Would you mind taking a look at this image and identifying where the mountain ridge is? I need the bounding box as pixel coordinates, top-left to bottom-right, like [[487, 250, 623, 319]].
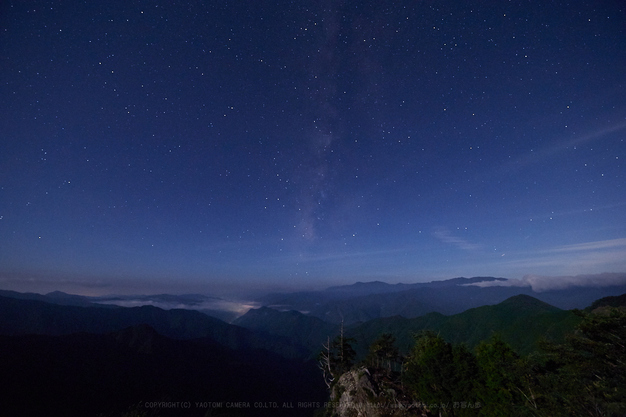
[[0, 295, 309, 358], [234, 293, 584, 357], [258, 276, 626, 324], [347, 293, 581, 356]]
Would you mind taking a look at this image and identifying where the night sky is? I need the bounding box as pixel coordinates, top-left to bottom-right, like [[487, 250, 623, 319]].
[[1, 0, 625, 297]]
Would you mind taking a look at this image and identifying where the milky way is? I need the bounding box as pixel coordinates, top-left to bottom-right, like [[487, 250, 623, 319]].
[[1, 0, 625, 295]]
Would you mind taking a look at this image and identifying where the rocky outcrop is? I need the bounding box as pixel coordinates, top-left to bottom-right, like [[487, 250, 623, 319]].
[[327, 367, 427, 417]]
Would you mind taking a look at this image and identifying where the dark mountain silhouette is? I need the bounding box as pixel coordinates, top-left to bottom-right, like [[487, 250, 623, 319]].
[[347, 294, 581, 357], [0, 290, 244, 321], [2, 288, 624, 416], [0, 295, 308, 358], [323, 276, 507, 293], [233, 306, 338, 357], [0, 324, 326, 417], [586, 293, 626, 311], [0, 289, 108, 307], [233, 294, 581, 358]]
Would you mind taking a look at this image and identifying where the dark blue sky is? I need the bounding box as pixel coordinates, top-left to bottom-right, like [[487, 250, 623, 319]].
[[1, 0, 625, 296]]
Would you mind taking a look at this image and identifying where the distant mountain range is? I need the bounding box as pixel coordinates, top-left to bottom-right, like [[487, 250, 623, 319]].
[[0, 289, 250, 322], [0, 289, 109, 307], [5, 274, 625, 326], [0, 295, 307, 358], [258, 275, 626, 324]]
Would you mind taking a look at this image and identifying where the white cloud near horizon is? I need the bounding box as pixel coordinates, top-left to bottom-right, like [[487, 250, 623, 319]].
[[463, 237, 626, 279], [465, 272, 626, 292]]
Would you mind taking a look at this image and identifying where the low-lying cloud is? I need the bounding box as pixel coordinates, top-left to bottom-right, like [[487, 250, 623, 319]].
[[465, 272, 626, 292], [91, 294, 259, 316]]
